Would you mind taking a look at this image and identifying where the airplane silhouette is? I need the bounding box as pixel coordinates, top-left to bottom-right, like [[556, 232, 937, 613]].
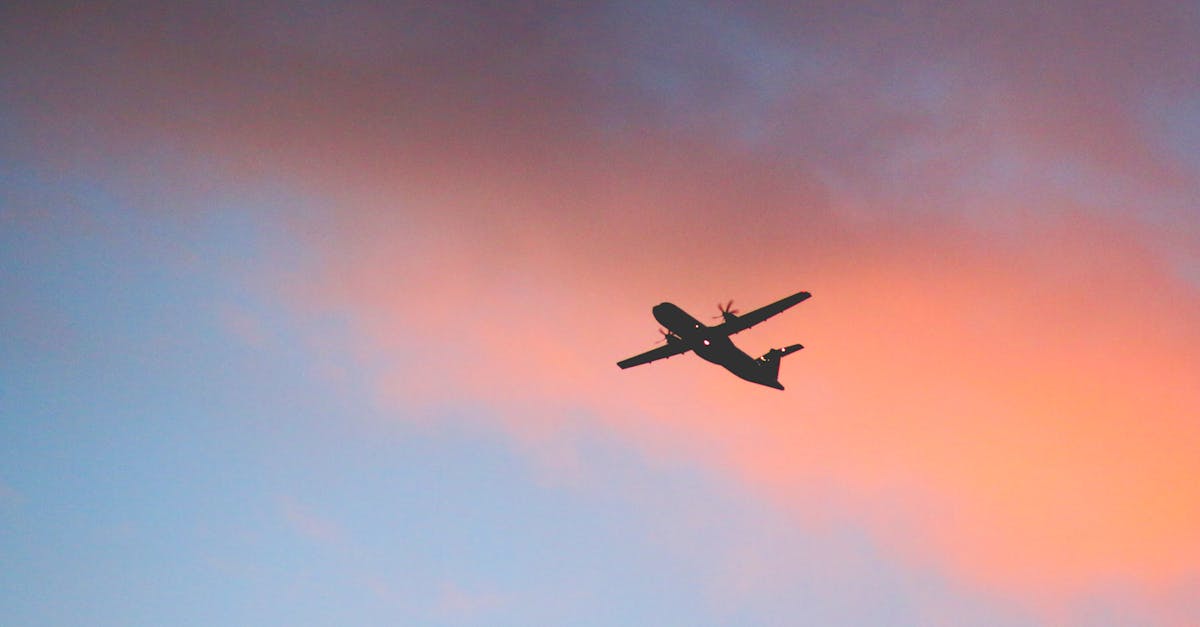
[[617, 290, 811, 390]]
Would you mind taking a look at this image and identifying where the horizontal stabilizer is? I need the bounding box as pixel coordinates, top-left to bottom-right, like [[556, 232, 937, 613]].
[[761, 344, 804, 361], [777, 343, 804, 358], [756, 343, 804, 384]]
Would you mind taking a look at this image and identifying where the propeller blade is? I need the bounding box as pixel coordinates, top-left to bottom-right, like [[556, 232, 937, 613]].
[[714, 300, 740, 318]]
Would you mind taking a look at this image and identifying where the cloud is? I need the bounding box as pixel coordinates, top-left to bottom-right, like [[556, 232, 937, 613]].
[[5, 1, 1200, 620], [215, 302, 270, 347], [0, 479, 23, 507], [431, 580, 505, 623], [280, 496, 345, 547]]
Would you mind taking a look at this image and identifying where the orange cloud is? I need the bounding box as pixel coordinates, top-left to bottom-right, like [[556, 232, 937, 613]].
[[294, 184, 1200, 608], [6, 1, 1199, 618]]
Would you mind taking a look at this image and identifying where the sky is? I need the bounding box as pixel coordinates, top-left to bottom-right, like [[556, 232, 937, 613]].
[[2, 1, 1200, 625]]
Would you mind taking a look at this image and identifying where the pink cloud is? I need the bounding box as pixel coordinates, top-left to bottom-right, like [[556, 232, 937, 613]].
[[0, 479, 24, 507], [215, 302, 270, 347], [6, 1, 1200, 619], [280, 495, 345, 547], [292, 182, 1200, 608], [432, 580, 505, 622]]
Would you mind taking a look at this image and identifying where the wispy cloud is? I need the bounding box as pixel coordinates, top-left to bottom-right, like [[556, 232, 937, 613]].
[[431, 580, 505, 623], [0, 479, 23, 507], [214, 302, 270, 347], [279, 495, 345, 547]]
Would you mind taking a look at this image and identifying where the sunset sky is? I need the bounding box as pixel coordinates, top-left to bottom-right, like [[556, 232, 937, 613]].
[[3, 2, 1199, 624]]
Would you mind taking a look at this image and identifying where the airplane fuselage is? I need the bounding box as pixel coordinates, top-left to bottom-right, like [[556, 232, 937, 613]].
[[652, 302, 785, 390]]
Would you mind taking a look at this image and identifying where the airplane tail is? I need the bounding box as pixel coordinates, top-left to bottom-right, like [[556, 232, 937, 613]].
[[757, 343, 804, 382]]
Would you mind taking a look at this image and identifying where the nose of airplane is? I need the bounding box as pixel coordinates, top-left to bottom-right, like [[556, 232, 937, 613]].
[[652, 303, 673, 326]]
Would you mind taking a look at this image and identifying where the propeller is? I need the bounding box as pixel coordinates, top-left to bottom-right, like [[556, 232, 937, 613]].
[[656, 328, 680, 344], [713, 299, 740, 321]]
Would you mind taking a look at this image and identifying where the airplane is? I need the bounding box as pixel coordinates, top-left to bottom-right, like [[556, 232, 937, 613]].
[[617, 290, 811, 390]]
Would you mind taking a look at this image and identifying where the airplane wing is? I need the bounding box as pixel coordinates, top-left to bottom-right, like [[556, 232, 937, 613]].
[[616, 342, 691, 369], [714, 290, 811, 336]]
